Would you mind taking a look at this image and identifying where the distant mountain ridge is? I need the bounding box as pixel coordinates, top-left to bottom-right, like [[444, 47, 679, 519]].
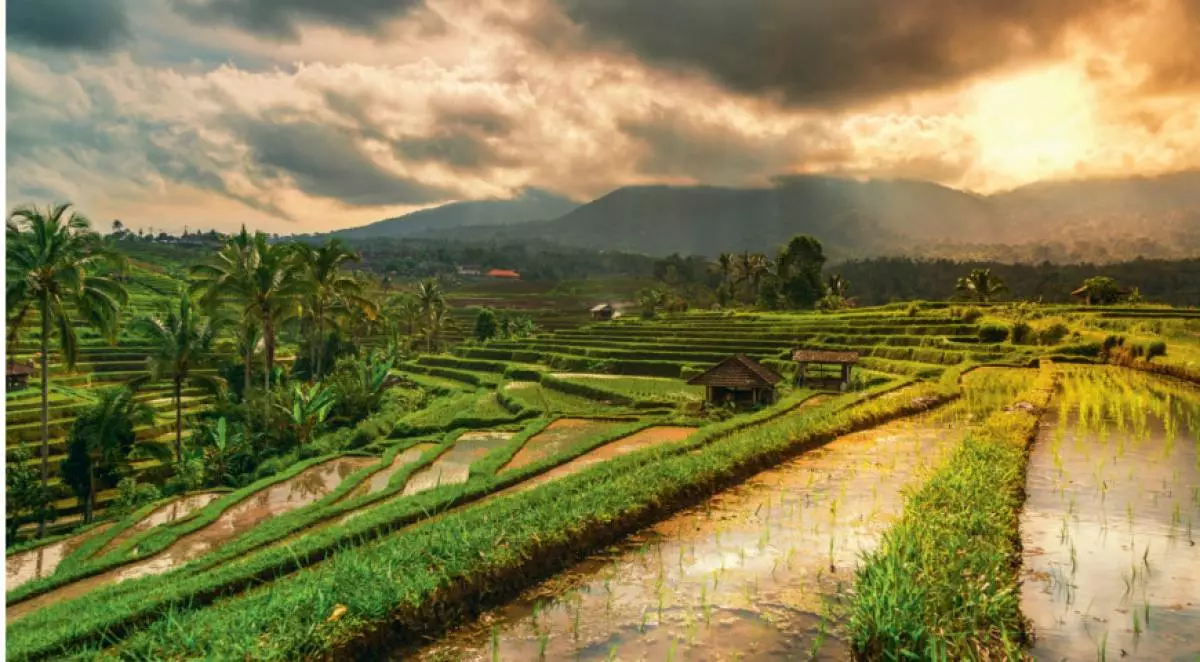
[[332, 171, 1200, 263], [330, 187, 578, 240]]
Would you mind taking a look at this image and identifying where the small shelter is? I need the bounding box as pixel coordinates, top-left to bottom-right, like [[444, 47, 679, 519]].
[[687, 354, 781, 407], [792, 349, 859, 392], [6, 359, 35, 390], [590, 303, 615, 321]]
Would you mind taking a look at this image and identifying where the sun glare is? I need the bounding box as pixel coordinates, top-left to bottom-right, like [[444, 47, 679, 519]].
[[966, 66, 1098, 190]]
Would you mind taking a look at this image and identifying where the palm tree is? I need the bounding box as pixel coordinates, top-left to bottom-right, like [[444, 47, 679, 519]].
[[293, 239, 375, 378], [415, 278, 446, 352], [61, 387, 163, 523], [133, 291, 223, 463], [827, 274, 849, 298], [7, 203, 128, 536], [717, 253, 733, 284], [191, 229, 303, 419], [955, 268, 1008, 302]]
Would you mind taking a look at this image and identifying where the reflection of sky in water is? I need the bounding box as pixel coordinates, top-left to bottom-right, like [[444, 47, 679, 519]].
[[1021, 371, 1200, 662], [415, 408, 969, 662], [403, 431, 513, 496]]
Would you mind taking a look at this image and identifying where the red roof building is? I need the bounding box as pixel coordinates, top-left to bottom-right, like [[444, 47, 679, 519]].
[[485, 269, 521, 279]]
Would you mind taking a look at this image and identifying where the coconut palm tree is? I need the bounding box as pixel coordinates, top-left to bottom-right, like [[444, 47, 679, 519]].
[[293, 239, 375, 378], [955, 268, 1008, 302], [132, 291, 223, 463], [7, 203, 128, 536], [191, 229, 304, 418], [415, 278, 446, 351], [61, 387, 164, 524], [717, 253, 733, 284]]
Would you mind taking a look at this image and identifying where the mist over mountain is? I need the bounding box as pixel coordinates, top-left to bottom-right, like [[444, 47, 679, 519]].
[[336, 171, 1200, 263], [329, 188, 577, 241]]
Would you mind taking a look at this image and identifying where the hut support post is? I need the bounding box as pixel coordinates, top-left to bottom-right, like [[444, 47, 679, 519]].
[[797, 362, 806, 387]]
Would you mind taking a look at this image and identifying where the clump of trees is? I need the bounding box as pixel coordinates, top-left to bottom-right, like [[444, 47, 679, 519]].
[[6, 204, 443, 539], [955, 269, 1008, 302]]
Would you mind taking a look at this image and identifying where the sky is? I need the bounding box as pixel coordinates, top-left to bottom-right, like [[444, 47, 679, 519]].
[[6, 0, 1200, 235]]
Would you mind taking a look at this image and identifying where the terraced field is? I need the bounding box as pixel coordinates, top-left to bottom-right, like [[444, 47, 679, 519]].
[[7, 303, 1200, 660]]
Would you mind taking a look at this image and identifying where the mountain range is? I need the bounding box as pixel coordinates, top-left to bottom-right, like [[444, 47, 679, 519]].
[[329, 171, 1200, 263]]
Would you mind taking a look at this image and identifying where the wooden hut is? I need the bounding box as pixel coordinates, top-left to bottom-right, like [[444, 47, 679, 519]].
[[589, 303, 615, 321], [792, 349, 859, 392], [687, 354, 781, 407], [6, 359, 35, 390]]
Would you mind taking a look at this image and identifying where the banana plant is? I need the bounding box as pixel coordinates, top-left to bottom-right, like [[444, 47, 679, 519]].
[[277, 382, 339, 447]]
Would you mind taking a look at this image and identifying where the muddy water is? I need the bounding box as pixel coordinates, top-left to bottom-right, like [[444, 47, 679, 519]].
[[502, 419, 625, 473], [403, 431, 514, 496], [1020, 370, 1200, 661], [343, 444, 436, 501], [94, 492, 222, 558], [6, 456, 375, 623], [6, 524, 112, 592], [414, 410, 970, 661]]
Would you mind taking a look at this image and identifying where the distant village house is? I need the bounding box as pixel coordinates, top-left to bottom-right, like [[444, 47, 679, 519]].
[[486, 269, 521, 280], [6, 359, 35, 390], [590, 303, 615, 320]]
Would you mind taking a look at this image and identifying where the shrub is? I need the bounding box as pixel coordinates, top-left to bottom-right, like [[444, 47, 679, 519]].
[[1010, 320, 1032, 344], [111, 478, 161, 518], [1036, 322, 1070, 346], [1147, 340, 1167, 360], [961, 307, 984, 323], [978, 323, 1010, 343]]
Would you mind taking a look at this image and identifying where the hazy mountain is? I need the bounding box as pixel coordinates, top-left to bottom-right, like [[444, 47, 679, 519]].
[[330, 187, 577, 240], [337, 171, 1200, 262]]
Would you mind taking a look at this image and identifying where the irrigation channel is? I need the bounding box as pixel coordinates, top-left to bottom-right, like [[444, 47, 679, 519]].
[[412, 370, 1024, 661], [6, 455, 374, 623], [1020, 367, 1200, 661]]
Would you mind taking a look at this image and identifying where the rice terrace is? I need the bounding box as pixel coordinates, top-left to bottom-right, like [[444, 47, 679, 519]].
[[7, 0, 1200, 659]]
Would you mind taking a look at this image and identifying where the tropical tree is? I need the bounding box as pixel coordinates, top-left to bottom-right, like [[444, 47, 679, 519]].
[[133, 292, 224, 463], [826, 274, 849, 298], [474, 308, 499, 342], [778, 234, 826, 308], [293, 239, 375, 378], [195, 417, 248, 486], [191, 229, 304, 418], [277, 382, 339, 447], [7, 203, 128, 536], [716, 253, 734, 285], [415, 278, 446, 351], [955, 268, 1008, 302], [1074, 276, 1125, 305], [6, 446, 54, 540], [60, 387, 164, 523], [637, 287, 667, 319]]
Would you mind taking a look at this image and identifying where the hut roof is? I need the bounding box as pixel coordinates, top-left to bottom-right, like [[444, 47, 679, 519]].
[[791, 349, 860, 364], [6, 361, 35, 377], [590, 303, 613, 312], [485, 268, 521, 279], [687, 354, 781, 388]]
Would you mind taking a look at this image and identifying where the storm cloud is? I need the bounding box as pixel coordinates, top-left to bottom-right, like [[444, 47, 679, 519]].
[[236, 118, 452, 206], [543, 0, 1133, 108], [7, 0, 131, 52], [173, 0, 428, 40]]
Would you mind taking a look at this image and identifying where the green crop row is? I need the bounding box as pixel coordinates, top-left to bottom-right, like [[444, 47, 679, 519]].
[[847, 362, 1057, 659], [72, 379, 953, 659]]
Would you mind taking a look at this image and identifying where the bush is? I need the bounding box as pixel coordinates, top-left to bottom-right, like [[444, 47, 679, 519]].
[[1147, 340, 1167, 360], [961, 307, 983, 323], [978, 323, 1010, 343], [1010, 320, 1032, 344], [1036, 322, 1070, 346], [111, 478, 162, 518]]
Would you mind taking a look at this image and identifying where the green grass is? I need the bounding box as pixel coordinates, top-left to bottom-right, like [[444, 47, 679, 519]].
[[847, 362, 1057, 659], [552, 374, 704, 404]]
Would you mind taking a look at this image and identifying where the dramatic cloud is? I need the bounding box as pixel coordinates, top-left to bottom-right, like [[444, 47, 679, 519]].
[[540, 0, 1134, 109], [7, 0, 131, 52], [173, 0, 428, 40], [5, 0, 1200, 235]]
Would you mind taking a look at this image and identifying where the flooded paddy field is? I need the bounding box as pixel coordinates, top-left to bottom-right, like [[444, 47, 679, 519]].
[[502, 419, 629, 473], [403, 431, 514, 496], [414, 405, 991, 660], [93, 491, 223, 558], [344, 444, 436, 501], [1021, 367, 1200, 661], [7, 455, 374, 623], [6, 524, 112, 592]]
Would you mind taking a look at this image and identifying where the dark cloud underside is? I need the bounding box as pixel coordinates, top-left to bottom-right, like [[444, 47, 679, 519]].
[[7, 0, 130, 52], [236, 119, 450, 206], [549, 0, 1131, 108], [173, 0, 427, 40]]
